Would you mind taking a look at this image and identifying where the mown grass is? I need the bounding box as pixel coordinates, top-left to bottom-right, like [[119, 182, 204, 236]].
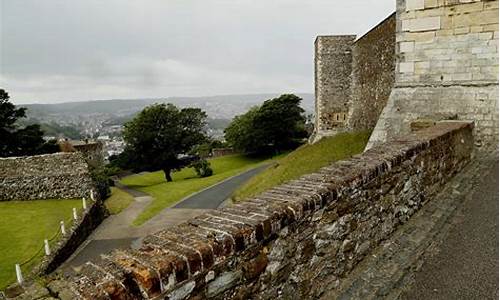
[[121, 154, 285, 226], [104, 187, 135, 215], [0, 199, 82, 290], [232, 131, 371, 201]]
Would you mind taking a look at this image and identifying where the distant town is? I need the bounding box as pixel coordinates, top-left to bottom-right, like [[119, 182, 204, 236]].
[[22, 93, 315, 160]]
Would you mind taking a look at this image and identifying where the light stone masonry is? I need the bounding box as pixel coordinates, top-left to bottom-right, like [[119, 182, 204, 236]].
[[368, 0, 498, 150]]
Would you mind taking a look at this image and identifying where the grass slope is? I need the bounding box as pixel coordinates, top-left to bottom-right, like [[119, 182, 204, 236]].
[[104, 187, 135, 215], [121, 154, 283, 226], [232, 131, 371, 201], [0, 199, 82, 290]]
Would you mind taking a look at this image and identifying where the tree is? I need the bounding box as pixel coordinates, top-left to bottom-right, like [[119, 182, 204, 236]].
[[0, 89, 59, 157], [122, 103, 207, 182], [224, 107, 261, 152], [224, 94, 307, 154]]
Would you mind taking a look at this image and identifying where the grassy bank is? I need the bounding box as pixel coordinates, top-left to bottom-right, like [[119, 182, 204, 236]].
[[121, 154, 284, 226], [0, 199, 82, 290], [104, 187, 135, 215], [232, 131, 371, 201]]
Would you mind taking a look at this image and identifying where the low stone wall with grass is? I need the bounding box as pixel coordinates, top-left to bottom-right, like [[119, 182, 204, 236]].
[[8, 121, 473, 299], [35, 200, 108, 276], [2, 197, 108, 299], [0, 152, 94, 201]]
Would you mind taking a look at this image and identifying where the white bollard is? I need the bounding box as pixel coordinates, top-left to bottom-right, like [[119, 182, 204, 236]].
[[72, 208, 78, 221], [44, 239, 51, 256], [15, 264, 23, 285], [60, 220, 66, 236], [90, 190, 95, 202], [82, 197, 87, 210]]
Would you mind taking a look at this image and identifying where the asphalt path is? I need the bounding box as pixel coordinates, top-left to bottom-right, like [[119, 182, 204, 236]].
[[403, 159, 499, 300], [60, 163, 270, 272], [173, 163, 270, 209]]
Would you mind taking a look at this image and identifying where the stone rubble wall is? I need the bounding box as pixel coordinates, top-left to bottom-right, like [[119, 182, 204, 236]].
[[0, 152, 94, 201], [314, 35, 356, 140], [312, 14, 396, 142], [348, 14, 397, 132], [35, 200, 108, 276], [15, 121, 474, 300], [368, 0, 499, 150]]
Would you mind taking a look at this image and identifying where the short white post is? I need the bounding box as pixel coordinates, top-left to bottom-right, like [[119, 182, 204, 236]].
[[82, 197, 87, 210], [60, 220, 66, 236], [72, 208, 78, 221], [44, 239, 51, 256], [90, 190, 95, 201], [15, 264, 23, 285]]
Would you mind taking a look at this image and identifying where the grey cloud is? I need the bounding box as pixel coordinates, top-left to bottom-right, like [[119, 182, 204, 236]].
[[0, 0, 395, 103]]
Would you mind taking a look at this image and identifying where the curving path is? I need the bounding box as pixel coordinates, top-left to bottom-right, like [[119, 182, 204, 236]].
[[60, 164, 270, 272]]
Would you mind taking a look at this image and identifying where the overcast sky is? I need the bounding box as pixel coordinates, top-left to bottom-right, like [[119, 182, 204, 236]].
[[1, 0, 394, 104]]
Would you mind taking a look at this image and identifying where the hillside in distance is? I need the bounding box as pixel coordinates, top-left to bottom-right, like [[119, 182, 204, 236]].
[[22, 93, 315, 121]]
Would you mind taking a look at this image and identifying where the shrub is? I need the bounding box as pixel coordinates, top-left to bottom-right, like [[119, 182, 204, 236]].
[[89, 166, 112, 200], [190, 159, 213, 177]]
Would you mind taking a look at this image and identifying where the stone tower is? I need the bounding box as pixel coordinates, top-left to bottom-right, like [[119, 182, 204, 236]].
[[367, 0, 499, 150], [313, 35, 356, 142], [311, 15, 397, 143]]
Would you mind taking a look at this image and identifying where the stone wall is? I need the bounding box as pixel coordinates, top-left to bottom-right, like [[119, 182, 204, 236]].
[[0, 152, 94, 201], [36, 199, 107, 275], [211, 148, 238, 158], [312, 15, 396, 142], [15, 121, 473, 300], [368, 0, 499, 150], [349, 14, 397, 131], [314, 35, 356, 138]]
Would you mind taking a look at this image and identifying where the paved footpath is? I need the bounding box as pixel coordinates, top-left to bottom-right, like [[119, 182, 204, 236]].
[[324, 156, 498, 300], [60, 164, 270, 272], [401, 158, 498, 300]]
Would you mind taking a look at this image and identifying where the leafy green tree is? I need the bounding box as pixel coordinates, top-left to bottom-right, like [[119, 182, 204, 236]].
[[224, 107, 261, 152], [122, 103, 207, 181], [0, 89, 59, 157], [224, 94, 307, 154]]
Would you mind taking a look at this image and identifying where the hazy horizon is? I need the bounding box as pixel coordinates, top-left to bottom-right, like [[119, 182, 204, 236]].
[[1, 0, 395, 105], [16, 92, 314, 106]]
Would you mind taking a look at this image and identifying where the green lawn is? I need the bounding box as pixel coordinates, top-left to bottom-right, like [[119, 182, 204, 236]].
[[104, 187, 135, 215], [232, 131, 371, 201], [121, 154, 284, 226], [0, 199, 82, 290]]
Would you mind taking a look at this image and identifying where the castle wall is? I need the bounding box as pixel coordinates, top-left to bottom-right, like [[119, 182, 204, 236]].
[[349, 14, 397, 131], [25, 122, 473, 299], [312, 15, 396, 142], [0, 152, 94, 201], [368, 0, 499, 150], [314, 35, 356, 140]]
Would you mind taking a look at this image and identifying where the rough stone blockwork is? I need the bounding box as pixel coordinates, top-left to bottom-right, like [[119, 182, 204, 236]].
[[0, 152, 94, 201], [349, 14, 397, 132], [312, 14, 396, 142], [24, 121, 473, 300], [314, 35, 356, 137], [368, 0, 499, 150]]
